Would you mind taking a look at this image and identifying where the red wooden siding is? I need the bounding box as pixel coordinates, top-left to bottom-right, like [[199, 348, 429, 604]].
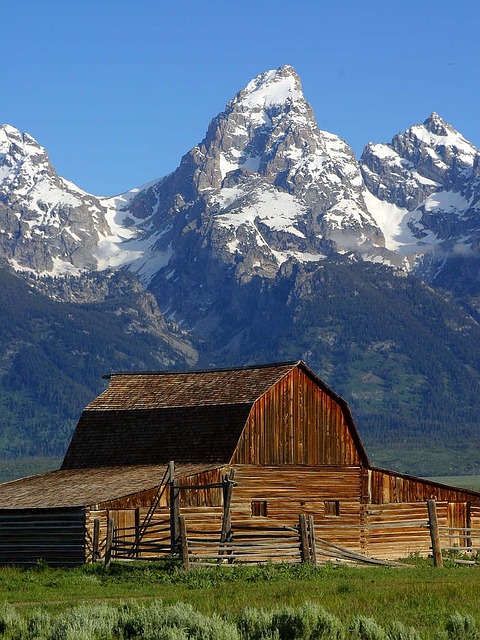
[[232, 367, 362, 466], [368, 468, 480, 505]]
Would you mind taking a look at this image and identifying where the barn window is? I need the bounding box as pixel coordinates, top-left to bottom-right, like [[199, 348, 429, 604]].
[[324, 500, 340, 516], [251, 500, 268, 517]]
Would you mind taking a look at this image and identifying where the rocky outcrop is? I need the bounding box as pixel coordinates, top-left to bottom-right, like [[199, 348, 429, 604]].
[[0, 125, 112, 274]]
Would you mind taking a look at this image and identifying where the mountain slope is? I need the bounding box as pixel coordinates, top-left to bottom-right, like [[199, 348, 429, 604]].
[[0, 267, 195, 457], [361, 113, 480, 289]]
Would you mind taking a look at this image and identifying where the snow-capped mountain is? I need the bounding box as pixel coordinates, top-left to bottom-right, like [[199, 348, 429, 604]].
[[119, 65, 386, 285], [361, 112, 480, 280], [1, 65, 479, 296], [0, 125, 114, 274]]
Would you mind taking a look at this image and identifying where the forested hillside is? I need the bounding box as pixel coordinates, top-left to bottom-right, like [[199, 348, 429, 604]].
[[0, 267, 193, 459]]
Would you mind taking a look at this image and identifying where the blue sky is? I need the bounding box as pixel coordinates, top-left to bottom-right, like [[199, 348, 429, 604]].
[[2, 0, 479, 196]]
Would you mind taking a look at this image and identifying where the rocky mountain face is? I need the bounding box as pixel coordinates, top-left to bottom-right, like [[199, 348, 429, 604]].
[[1, 65, 480, 475], [0, 125, 115, 274], [360, 112, 480, 294], [3, 66, 479, 300]]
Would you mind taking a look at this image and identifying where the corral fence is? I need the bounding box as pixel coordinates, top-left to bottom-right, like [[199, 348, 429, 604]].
[[86, 464, 478, 569], [180, 513, 313, 568], [85, 459, 391, 567], [426, 499, 480, 568]]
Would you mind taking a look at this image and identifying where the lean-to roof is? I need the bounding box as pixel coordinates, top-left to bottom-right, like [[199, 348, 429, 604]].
[[0, 464, 221, 509]]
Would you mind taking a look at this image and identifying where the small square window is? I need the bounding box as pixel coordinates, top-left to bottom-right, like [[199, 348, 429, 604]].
[[251, 500, 268, 517], [324, 500, 340, 516]]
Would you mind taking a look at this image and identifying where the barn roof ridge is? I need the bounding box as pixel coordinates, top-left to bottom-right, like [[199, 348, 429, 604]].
[[103, 360, 301, 379]]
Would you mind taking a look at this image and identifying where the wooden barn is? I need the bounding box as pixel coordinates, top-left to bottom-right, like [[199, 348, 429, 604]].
[[0, 360, 479, 566]]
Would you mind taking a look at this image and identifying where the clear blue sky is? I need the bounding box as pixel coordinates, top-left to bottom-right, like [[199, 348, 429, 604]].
[[2, 0, 479, 196]]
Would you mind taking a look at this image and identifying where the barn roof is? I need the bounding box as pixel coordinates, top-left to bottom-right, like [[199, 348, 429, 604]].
[[0, 464, 221, 509], [62, 362, 300, 469], [92, 361, 299, 409], [61, 360, 370, 470]]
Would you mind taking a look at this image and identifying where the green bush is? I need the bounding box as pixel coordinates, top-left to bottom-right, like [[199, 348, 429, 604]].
[[386, 621, 421, 640], [50, 603, 119, 640], [25, 609, 51, 639], [0, 602, 27, 639], [236, 607, 277, 639], [113, 600, 239, 640], [237, 602, 344, 640]]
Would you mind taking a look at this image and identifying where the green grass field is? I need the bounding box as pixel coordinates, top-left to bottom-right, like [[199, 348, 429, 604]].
[[0, 560, 479, 638], [425, 476, 480, 492]]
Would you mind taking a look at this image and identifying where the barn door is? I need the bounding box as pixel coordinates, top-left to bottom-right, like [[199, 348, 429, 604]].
[[447, 502, 470, 549]]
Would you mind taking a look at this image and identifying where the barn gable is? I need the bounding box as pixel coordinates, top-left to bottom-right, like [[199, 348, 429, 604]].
[[232, 362, 368, 466]]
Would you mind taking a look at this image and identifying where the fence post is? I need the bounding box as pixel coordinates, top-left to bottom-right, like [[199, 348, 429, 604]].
[[218, 469, 236, 563], [92, 518, 100, 562], [170, 477, 180, 552], [299, 513, 310, 563], [308, 515, 317, 565], [179, 515, 190, 570], [105, 516, 114, 568], [427, 499, 443, 568]]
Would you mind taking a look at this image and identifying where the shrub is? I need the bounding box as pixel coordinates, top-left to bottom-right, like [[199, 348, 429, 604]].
[[25, 608, 51, 639], [237, 602, 344, 640], [49, 603, 119, 640], [445, 613, 480, 640], [386, 621, 421, 640], [236, 607, 276, 639], [349, 616, 387, 640], [114, 600, 239, 640], [0, 602, 27, 639]]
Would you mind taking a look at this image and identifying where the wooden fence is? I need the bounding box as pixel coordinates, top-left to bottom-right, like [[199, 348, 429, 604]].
[[181, 514, 314, 568], [426, 499, 480, 567], [97, 511, 403, 568], [85, 471, 480, 570]]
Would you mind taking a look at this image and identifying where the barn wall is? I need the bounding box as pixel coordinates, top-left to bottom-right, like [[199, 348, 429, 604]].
[[368, 468, 480, 505], [365, 502, 432, 559], [229, 465, 365, 551], [232, 368, 362, 466], [0, 507, 85, 567], [85, 465, 480, 563]]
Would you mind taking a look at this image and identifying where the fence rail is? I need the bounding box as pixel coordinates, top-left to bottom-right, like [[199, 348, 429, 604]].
[[180, 514, 313, 568]]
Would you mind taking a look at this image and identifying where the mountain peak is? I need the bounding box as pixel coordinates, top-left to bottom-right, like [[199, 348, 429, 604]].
[[423, 112, 450, 136], [234, 65, 303, 110], [0, 125, 47, 160]]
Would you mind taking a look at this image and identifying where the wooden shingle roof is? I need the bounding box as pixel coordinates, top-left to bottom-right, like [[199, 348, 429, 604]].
[[89, 362, 299, 409], [0, 464, 221, 509], [62, 362, 299, 470]]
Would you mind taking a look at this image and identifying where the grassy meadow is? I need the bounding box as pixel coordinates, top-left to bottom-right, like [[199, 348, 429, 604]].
[[0, 560, 479, 638]]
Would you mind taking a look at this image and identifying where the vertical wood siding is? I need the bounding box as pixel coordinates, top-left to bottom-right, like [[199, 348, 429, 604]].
[[368, 469, 480, 505], [232, 368, 361, 466]]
